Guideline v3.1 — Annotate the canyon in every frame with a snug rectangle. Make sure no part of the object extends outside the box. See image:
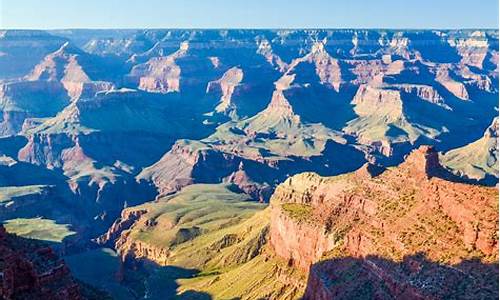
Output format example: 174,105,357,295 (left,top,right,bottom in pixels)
0,29,498,299
0,224,111,299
